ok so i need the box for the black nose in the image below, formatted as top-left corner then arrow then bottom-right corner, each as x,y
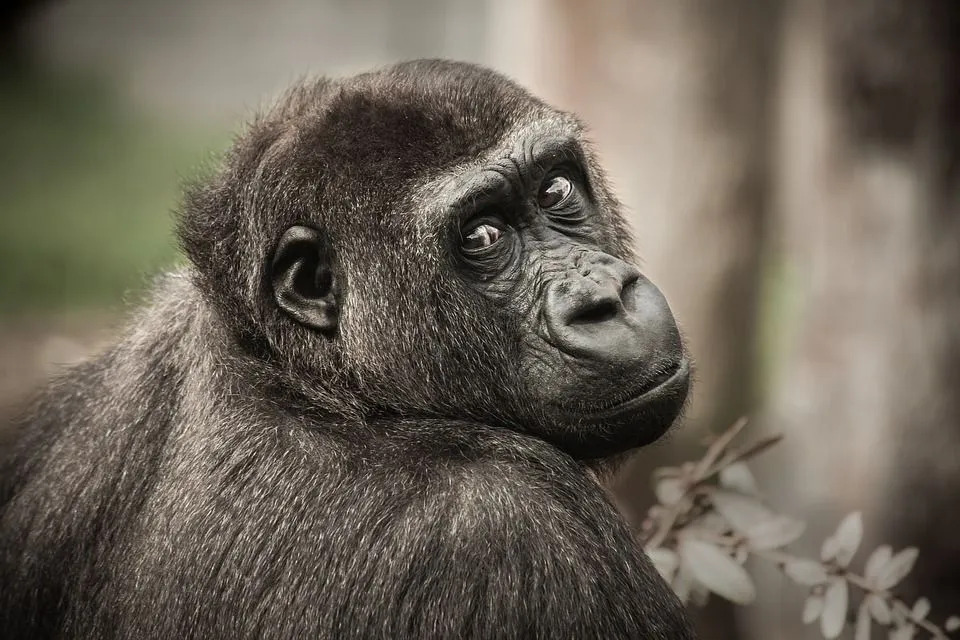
544,257 -> 682,369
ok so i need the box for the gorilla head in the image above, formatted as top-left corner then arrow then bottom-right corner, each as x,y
181,59 -> 689,461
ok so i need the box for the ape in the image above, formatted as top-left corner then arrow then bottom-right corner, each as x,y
0,60 -> 693,639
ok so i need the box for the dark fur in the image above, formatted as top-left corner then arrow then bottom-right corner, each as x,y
0,60 -> 693,639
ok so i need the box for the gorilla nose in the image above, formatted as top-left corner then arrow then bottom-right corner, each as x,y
544,260 -> 682,369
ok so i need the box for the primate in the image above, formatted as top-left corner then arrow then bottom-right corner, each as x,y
0,60 -> 694,639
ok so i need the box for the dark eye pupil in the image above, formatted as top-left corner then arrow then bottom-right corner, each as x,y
539,176 -> 573,209
463,223 -> 502,251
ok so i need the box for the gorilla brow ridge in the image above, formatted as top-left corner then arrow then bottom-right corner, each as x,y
427,130 -> 590,234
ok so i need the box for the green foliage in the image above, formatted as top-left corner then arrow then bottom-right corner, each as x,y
0,69 -> 228,314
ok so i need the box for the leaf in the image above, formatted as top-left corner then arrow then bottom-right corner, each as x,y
710,489 -> 776,534
803,594 -> 825,624
865,594 -> 892,625
855,603 -> 872,640
719,462 -> 760,496
892,601 -> 910,627
832,512 -> 863,567
877,548 -> 919,590
672,564 -> 693,604
889,625 -> 916,640
864,545 -> 893,582
679,538 -> 756,605
821,535 -> 840,563
733,545 -> 749,564
647,548 -> 679,583
689,581 -> 711,608
691,512 -> 731,536
783,559 -> 829,586
820,579 -> 848,639
745,515 -> 806,550
911,597 -> 929,620
655,477 -> 685,506
945,616 -> 960,631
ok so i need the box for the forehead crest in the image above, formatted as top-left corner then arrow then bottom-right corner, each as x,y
269,61 -> 550,184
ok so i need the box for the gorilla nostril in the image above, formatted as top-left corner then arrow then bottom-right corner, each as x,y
569,299 -> 620,325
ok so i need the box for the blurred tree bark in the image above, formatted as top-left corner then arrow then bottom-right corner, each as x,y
752,0 -> 960,636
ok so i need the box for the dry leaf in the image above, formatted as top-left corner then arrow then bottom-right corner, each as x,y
889,625 -> 916,640
745,515 -> 806,550
718,462 -> 760,496
710,489 -> 776,534
783,559 -> 829,586
647,547 -> 679,583
733,545 -> 749,564
680,538 -> 756,605
821,535 -> 840,563
672,564 -> 693,604
803,594 -> 825,624
832,512 -> 863,567
911,597 -> 929,620
865,594 -> 891,625
691,512 -> 730,536
864,545 -> 893,582
655,477 -> 685,506
877,548 -> 919,590
689,581 -> 711,608
891,601 -> 910,627
820,579 -> 848,639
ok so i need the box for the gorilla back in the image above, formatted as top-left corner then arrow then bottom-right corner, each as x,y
0,60 -> 694,639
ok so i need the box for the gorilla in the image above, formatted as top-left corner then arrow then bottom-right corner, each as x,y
0,60 -> 693,639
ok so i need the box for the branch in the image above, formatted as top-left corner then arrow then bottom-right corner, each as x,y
638,419 -> 960,640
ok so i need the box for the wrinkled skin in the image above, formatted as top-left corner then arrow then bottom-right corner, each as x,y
436,128 -> 689,458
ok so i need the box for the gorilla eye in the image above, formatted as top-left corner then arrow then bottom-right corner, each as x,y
462,223 -> 503,252
538,174 -> 574,210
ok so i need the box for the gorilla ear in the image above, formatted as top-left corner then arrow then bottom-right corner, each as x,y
270,225 -> 339,334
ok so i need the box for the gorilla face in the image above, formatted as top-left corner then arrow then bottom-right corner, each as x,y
255,62 -> 688,462
442,130 -> 689,460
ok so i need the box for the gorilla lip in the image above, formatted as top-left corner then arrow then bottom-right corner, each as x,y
580,358 -> 689,421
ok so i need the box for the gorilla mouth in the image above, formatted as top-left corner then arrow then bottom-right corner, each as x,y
547,358 -> 690,460
580,358 -> 689,419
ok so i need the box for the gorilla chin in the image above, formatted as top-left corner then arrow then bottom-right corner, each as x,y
554,358 -> 691,461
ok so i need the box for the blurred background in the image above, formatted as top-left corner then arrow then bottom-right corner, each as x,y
1,0 -> 958,637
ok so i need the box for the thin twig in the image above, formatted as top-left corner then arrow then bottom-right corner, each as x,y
693,417 -> 748,479
698,434 -> 783,483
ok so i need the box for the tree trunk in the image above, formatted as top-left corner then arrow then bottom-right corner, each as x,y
751,1 -> 960,636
